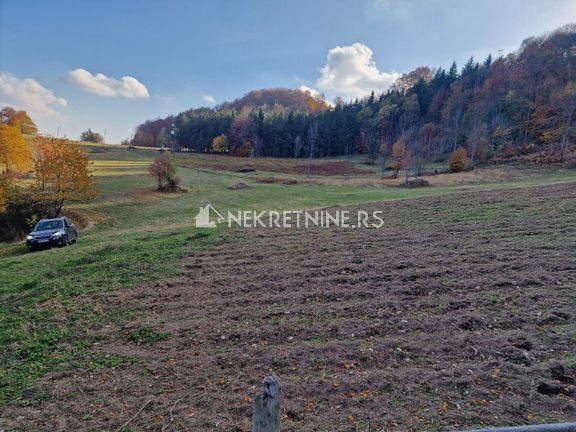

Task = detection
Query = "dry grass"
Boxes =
[308,165,575,187]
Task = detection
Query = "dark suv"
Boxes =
[26,217,78,251]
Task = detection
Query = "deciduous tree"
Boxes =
[212,134,229,153]
[449,147,469,172]
[390,138,411,178]
[0,107,38,134]
[34,138,98,216]
[80,129,104,143]
[0,123,32,173]
[230,108,256,156]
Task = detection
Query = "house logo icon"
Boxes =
[195,204,225,228]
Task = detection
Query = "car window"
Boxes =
[64,219,70,227]
[34,220,64,231]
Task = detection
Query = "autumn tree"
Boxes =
[34,138,98,216]
[393,66,433,94]
[148,155,179,190]
[449,147,469,172]
[80,129,104,143]
[0,107,38,134]
[230,108,256,156]
[0,123,32,173]
[212,134,229,153]
[390,138,411,178]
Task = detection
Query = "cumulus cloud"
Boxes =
[0,72,67,117]
[68,68,149,98]
[299,85,321,98]
[316,43,400,101]
[203,95,216,104]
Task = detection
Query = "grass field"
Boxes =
[1,144,575,431]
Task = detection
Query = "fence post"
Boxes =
[252,376,281,432]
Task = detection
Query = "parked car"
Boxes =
[26,217,78,251]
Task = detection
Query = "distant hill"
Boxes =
[221,88,329,114]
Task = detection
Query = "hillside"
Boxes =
[131,24,576,165]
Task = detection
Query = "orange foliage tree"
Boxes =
[449,147,469,172]
[0,123,32,174]
[34,138,98,216]
[390,138,411,178]
[0,106,38,134]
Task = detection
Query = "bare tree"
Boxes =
[306,123,318,178]
[293,135,303,158]
[379,142,389,178]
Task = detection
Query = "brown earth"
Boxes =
[3,183,576,431]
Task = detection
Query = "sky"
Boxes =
[1,0,575,143]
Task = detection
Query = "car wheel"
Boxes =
[59,235,68,247]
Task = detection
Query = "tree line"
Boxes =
[131,24,576,168]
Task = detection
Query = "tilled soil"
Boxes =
[4,183,576,431]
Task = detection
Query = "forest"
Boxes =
[131,25,576,167]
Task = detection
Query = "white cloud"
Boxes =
[316,43,400,101]
[0,72,67,117]
[299,85,321,98]
[203,95,216,104]
[68,68,149,98]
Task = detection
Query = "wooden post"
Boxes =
[252,376,281,432]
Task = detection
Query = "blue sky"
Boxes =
[1,0,575,143]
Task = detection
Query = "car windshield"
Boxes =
[34,220,63,231]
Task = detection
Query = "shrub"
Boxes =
[0,185,51,242]
[449,147,469,172]
[148,155,180,191]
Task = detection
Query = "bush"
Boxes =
[0,185,51,242]
[148,155,181,191]
[449,147,469,172]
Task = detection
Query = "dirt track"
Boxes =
[4,183,576,431]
